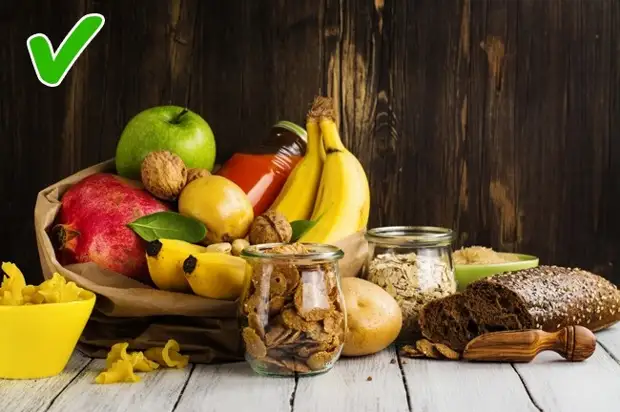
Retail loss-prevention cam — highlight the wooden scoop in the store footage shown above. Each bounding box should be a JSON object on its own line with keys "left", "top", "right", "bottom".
{"left": 462, "top": 325, "right": 597, "bottom": 363}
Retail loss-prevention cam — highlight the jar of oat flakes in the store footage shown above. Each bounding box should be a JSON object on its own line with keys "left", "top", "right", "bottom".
{"left": 363, "top": 226, "right": 457, "bottom": 341}
{"left": 239, "top": 242, "right": 346, "bottom": 376}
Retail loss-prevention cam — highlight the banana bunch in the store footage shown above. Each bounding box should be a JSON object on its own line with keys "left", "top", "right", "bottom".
{"left": 271, "top": 96, "right": 370, "bottom": 244}
{"left": 145, "top": 238, "right": 248, "bottom": 300}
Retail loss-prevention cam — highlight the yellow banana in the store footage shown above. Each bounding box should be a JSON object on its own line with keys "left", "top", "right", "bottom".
{"left": 353, "top": 156, "right": 371, "bottom": 231}
{"left": 299, "top": 109, "right": 370, "bottom": 244}
{"left": 146, "top": 239, "right": 208, "bottom": 293}
{"left": 182, "top": 252, "right": 249, "bottom": 300}
{"left": 270, "top": 117, "right": 324, "bottom": 222}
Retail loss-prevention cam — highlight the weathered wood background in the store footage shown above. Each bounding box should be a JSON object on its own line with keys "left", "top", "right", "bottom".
{"left": 1, "top": 0, "right": 619, "bottom": 284}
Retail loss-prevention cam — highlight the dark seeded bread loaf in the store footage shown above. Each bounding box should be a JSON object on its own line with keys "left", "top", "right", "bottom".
{"left": 418, "top": 265, "right": 620, "bottom": 351}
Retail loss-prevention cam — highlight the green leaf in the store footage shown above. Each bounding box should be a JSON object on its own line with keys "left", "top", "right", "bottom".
{"left": 290, "top": 220, "right": 318, "bottom": 242}
{"left": 127, "top": 211, "right": 207, "bottom": 243}
{"left": 290, "top": 207, "right": 330, "bottom": 242}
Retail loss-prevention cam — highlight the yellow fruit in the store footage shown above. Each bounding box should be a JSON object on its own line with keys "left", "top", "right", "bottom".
{"left": 353, "top": 157, "right": 371, "bottom": 231}
{"left": 178, "top": 175, "right": 254, "bottom": 244}
{"left": 341, "top": 277, "right": 402, "bottom": 357}
{"left": 145, "top": 239, "right": 208, "bottom": 292}
{"left": 182, "top": 252, "right": 249, "bottom": 300}
{"left": 298, "top": 113, "right": 370, "bottom": 244}
{"left": 270, "top": 116, "right": 324, "bottom": 222}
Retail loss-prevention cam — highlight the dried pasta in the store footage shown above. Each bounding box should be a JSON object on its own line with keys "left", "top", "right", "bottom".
{"left": 0, "top": 262, "right": 91, "bottom": 306}
{"left": 105, "top": 342, "right": 159, "bottom": 372}
{"left": 144, "top": 339, "right": 190, "bottom": 369}
{"left": 95, "top": 359, "right": 141, "bottom": 384}
{"left": 93, "top": 339, "right": 188, "bottom": 384}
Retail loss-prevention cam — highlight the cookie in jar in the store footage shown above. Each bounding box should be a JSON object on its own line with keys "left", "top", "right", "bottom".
{"left": 239, "top": 242, "right": 346, "bottom": 376}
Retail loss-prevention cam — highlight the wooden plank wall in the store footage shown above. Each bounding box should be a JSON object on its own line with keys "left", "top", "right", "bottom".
{"left": 1, "top": 0, "right": 619, "bottom": 285}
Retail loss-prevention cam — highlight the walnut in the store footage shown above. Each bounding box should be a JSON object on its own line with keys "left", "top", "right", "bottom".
{"left": 249, "top": 210, "right": 292, "bottom": 245}
{"left": 187, "top": 168, "right": 211, "bottom": 184}
{"left": 141, "top": 151, "right": 187, "bottom": 200}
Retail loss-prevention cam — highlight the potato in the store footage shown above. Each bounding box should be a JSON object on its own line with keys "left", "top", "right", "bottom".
{"left": 341, "top": 277, "right": 403, "bottom": 357}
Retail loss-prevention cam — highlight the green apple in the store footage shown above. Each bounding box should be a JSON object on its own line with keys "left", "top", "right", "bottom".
{"left": 115, "top": 105, "right": 216, "bottom": 179}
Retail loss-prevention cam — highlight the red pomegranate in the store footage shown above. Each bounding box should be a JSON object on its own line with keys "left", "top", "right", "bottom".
{"left": 53, "top": 173, "right": 170, "bottom": 279}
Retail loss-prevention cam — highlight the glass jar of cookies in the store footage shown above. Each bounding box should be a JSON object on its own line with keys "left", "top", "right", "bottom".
{"left": 363, "top": 226, "right": 457, "bottom": 341}
{"left": 239, "top": 242, "right": 346, "bottom": 376}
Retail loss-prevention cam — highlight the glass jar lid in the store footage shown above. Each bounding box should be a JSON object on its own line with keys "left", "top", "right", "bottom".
{"left": 241, "top": 242, "right": 344, "bottom": 264}
{"left": 365, "top": 226, "right": 455, "bottom": 247}
{"left": 273, "top": 120, "right": 308, "bottom": 142}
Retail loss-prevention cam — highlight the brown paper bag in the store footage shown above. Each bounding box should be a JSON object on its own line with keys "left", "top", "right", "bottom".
{"left": 34, "top": 159, "right": 368, "bottom": 364}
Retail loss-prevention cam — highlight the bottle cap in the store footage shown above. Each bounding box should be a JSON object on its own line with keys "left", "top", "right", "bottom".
{"left": 273, "top": 120, "right": 308, "bottom": 142}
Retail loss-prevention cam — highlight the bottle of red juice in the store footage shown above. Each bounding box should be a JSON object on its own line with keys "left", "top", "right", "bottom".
{"left": 216, "top": 121, "right": 307, "bottom": 216}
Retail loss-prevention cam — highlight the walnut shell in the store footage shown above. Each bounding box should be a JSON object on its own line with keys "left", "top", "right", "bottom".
{"left": 249, "top": 210, "right": 292, "bottom": 245}
{"left": 141, "top": 151, "right": 187, "bottom": 200}
{"left": 187, "top": 168, "right": 211, "bottom": 184}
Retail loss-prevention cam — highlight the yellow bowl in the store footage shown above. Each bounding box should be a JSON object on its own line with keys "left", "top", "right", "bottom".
{"left": 454, "top": 253, "right": 539, "bottom": 291}
{"left": 0, "top": 291, "right": 96, "bottom": 379}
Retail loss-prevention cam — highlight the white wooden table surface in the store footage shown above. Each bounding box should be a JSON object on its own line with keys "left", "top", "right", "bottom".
{"left": 2, "top": 324, "right": 620, "bottom": 412}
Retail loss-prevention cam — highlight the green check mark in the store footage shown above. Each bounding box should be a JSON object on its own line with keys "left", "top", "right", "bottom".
{"left": 27, "top": 13, "right": 105, "bottom": 88}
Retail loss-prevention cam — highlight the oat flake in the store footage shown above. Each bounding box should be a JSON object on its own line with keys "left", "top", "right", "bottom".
{"left": 366, "top": 252, "right": 456, "bottom": 338}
